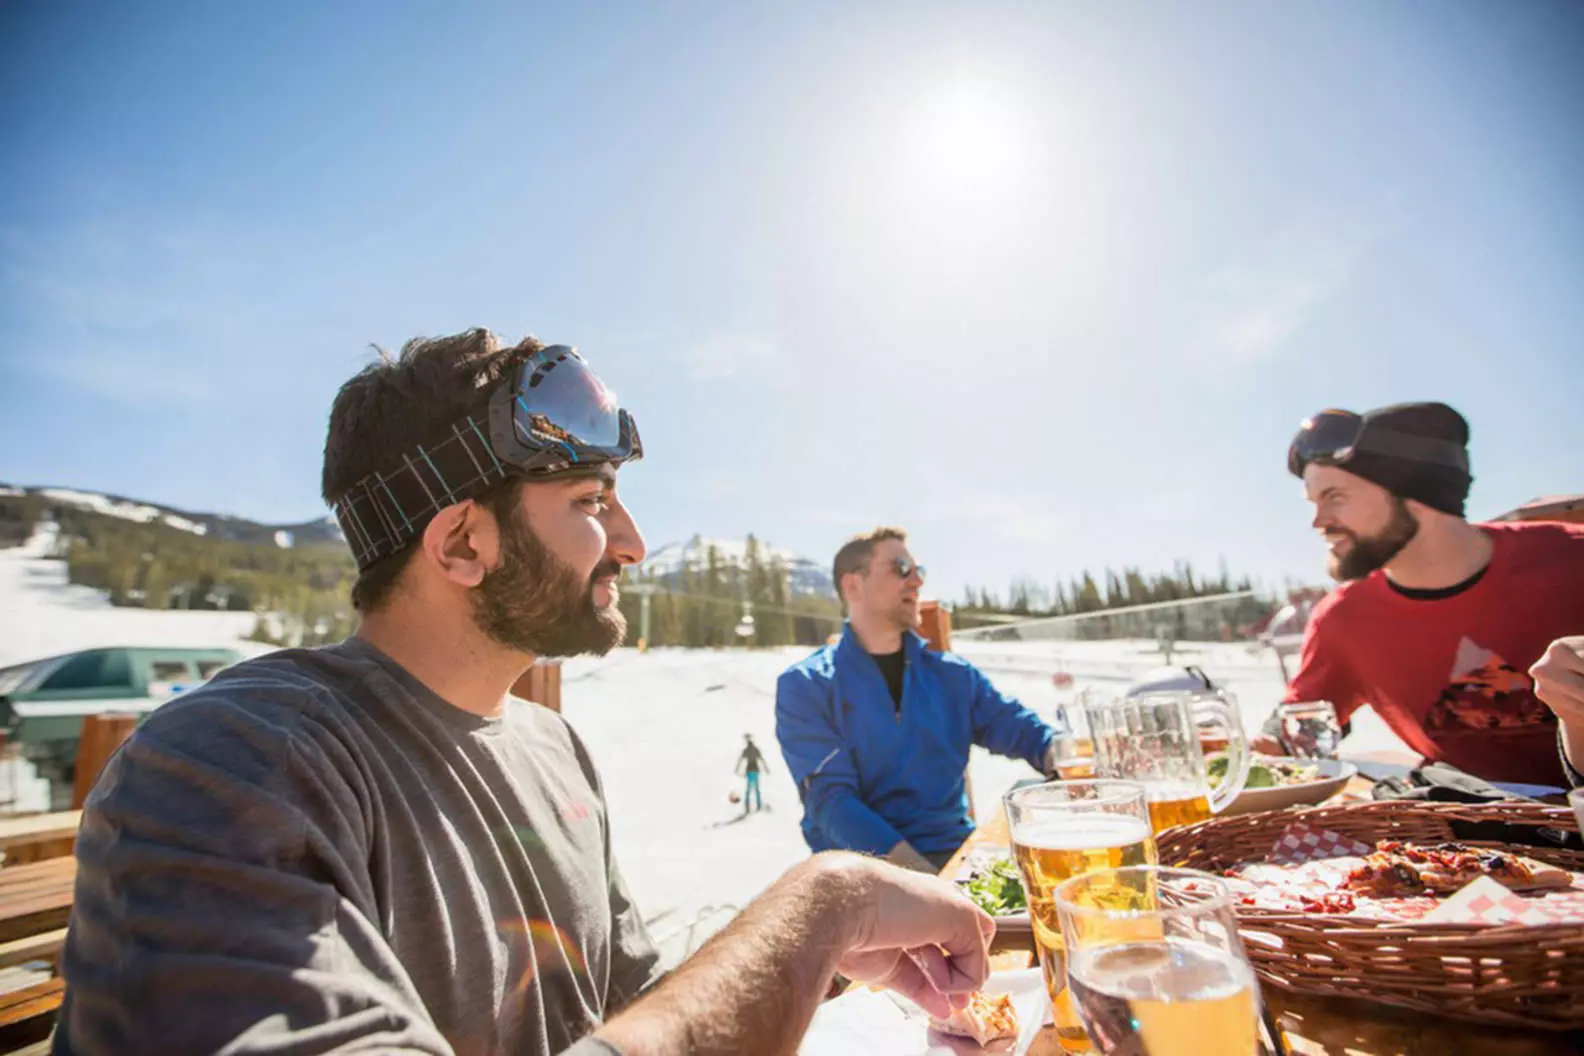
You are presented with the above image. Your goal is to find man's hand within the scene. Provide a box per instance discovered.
[1532,637,1584,778]
[827,855,995,1020]
[592,852,994,1055]
[1532,637,1584,724]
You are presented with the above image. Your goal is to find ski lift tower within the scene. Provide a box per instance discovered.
[627,582,660,651]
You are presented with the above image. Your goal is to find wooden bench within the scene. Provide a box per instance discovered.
[0,858,76,948]
[0,812,80,870]
[0,857,75,1046]
[0,929,66,973]
[0,978,65,1049]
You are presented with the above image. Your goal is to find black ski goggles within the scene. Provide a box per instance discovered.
[1287,409,1467,478]
[332,346,642,571]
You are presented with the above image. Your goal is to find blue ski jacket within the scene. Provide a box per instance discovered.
[775,623,1062,856]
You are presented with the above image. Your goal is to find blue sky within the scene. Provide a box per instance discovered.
[2,1,1581,602]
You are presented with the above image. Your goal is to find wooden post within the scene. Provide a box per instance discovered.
[918,602,976,823]
[71,714,138,810]
[510,660,563,713]
[917,600,953,652]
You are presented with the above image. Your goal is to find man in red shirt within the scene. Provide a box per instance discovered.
[1270,402,1584,787]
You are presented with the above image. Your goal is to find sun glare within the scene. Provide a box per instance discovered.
[900,80,1037,202]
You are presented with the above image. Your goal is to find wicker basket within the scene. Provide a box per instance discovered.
[1153,800,1584,1030]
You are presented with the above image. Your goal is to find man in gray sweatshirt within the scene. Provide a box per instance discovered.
[56,330,992,1056]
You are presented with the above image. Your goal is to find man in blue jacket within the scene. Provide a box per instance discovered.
[776,527,1067,872]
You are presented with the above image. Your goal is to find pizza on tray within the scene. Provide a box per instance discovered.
[928,990,1019,1046]
[1224,839,1577,918]
[1342,839,1573,897]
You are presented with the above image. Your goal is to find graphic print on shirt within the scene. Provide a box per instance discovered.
[1422,637,1557,732]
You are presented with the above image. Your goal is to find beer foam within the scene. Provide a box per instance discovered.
[1143,781,1205,803]
[1014,813,1152,851]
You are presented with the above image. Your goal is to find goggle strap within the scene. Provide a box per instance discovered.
[332,413,510,571]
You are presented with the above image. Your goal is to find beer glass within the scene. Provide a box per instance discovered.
[1055,866,1267,1056]
[1004,780,1156,1054]
[1082,688,1251,833]
[1276,700,1341,759]
[1051,732,1097,779]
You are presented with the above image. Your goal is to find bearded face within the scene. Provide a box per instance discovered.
[1328,494,1421,582]
[472,505,627,658]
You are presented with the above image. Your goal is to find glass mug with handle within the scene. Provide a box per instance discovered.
[1054,866,1271,1056]
[1276,700,1342,759]
[1004,780,1157,1055]
[1082,687,1252,833]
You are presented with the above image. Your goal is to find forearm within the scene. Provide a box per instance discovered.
[885,839,939,873]
[593,855,858,1056]
[809,788,906,856]
[972,681,1060,766]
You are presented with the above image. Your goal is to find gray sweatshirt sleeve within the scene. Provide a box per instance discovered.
[54,684,452,1055]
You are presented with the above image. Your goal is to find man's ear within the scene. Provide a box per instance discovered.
[419,502,498,589]
[839,570,861,608]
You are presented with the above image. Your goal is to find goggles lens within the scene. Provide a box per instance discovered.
[1288,409,1363,476]
[512,348,625,451]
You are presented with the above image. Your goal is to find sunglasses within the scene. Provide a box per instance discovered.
[889,556,926,582]
[1287,409,1468,478]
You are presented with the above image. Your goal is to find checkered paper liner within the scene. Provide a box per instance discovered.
[1257,820,1584,925]
[1265,821,1373,864]
[1422,874,1584,926]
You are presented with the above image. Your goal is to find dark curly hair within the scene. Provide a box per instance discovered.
[322,328,542,612]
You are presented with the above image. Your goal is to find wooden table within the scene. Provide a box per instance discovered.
[949,792,1584,1055]
[0,857,74,1050]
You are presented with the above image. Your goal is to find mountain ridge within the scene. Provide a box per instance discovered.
[1,484,837,597]
[0,482,343,548]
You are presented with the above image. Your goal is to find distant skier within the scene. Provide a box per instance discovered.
[735,734,768,813]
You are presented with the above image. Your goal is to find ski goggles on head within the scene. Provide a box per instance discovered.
[332,345,642,572]
[1286,408,1467,478]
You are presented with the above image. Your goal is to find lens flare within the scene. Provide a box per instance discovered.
[499,917,589,995]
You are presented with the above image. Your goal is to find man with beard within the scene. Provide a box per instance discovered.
[776,528,1066,872]
[56,332,996,1055]
[1262,402,1584,787]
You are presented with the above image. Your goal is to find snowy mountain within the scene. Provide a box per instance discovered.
[0,483,343,548]
[641,535,835,597]
[3,484,835,599]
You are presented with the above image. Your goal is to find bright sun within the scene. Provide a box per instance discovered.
[900,79,1037,202]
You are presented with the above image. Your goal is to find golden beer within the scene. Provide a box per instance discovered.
[1068,939,1259,1056]
[1052,737,1096,780]
[1011,815,1157,1054]
[1055,756,1097,780]
[1144,783,1212,833]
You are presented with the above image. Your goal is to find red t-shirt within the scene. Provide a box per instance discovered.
[1285,521,1584,787]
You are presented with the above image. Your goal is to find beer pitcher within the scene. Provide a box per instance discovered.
[1081,687,1251,831]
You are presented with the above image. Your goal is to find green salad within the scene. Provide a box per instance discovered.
[1207,753,1320,789]
[959,857,1027,916]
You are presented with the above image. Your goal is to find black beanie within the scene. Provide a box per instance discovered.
[1342,401,1473,517]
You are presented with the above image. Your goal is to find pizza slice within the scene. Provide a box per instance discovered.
[1344,840,1575,897]
[928,990,1020,1046]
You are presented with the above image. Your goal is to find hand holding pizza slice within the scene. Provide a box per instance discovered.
[927,990,1020,1047]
